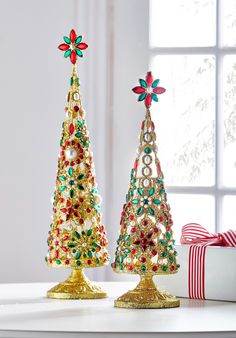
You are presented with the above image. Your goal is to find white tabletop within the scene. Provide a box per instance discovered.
[0,282,235,338]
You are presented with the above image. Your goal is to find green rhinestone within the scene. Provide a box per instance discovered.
[144,199,149,204]
[129,190,134,197]
[70,77,73,86]
[76,260,82,266]
[70,190,74,198]
[77,174,85,180]
[131,178,136,183]
[68,243,77,248]
[92,242,98,247]
[119,256,123,263]
[125,248,131,253]
[75,132,83,138]
[132,185,137,190]
[69,180,74,185]
[154,199,161,205]
[141,265,146,271]
[56,260,61,265]
[87,229,92,236]
[138,188,143,196]
[59,176,66,181]
[149,188,155,196]
[162,266,168,271]
[132,199,139,204]
[159,189,165,195]
[78,78,80,86]
[137,207,143,215]
[169,256,174,263]
[166,232,171,240]
[149,207,155,215]
[119,264,123,270]
[174,251,178,256]
[127,242,131,246]
[74,231,80,239]
[168,245,173,251]
[78,120,83,127]
[88,251,93,258]
[78,185,84,190]
[72,249,76,253]
[68,168,73,176]
[130,168,134,178]
[162,251,168,257]
[64,50,71,58]
[75,252,81,259]
[158,179,163,184]
[60,186,66,192]
[160,240,167,246]
[139,79,147,88]
[96,258,100,264]
[75,35,82,44]
[123,254,127,258]
[124,235,130,241]
[145,147,151,154]
[63,36,70,44]
[60,139,63,146]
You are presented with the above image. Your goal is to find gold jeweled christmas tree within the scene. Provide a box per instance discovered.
[46,29,109,299]
[112,72,180,308]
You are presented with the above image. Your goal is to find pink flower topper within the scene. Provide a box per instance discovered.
[58,29,88,65]
[132,72,166,108]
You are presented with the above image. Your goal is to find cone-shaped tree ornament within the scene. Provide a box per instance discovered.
[112,72,180,308]
[46,29,109,299]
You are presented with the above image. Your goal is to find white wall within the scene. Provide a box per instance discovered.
[0,0,149,283]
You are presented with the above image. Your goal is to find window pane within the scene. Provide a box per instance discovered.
[168,194,215,242]
[151,55,215,186]
[150,0,216,47]
[223,56,236,187]
[222,196,236,231]
[221,0,236,47]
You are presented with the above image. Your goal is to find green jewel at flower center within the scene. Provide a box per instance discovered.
[144,199,149,205]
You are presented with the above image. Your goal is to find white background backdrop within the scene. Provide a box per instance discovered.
[0,0,149,283]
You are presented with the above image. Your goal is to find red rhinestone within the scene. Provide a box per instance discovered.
[171,265,175,271]
[65,161,69,166]
[72,141,75,145]
[55,250,59,258]
[131,228,136,233]
[140,232,144,238]
[74,105,79,112]
[152,266,158,272]
[87,259,92,265]
[79,219,84,224]
[134,159,138,170]
[141,120,145,129]
[152,250,157,256]
[154,227,159,233]
[62,247,67,252]
[129,215,134,220]
[128,265,133,271]
[65,259,70,265]
[66,201,71,207]
[49,246,53,251]
[141,257,146,263]
[79,155,83,160]
[76,160,80,164]
[54,240,59,246]
[61,208,67,213]
[61,146,65,150]
[66,141,70,146]
[60,198,64,203]
[60,151,64,156]
[62,235,68,241]
[58,219,63,224]
[69,123,74,134]
[131,249,136,254]
[71,161,75,166]
[79,148,83,153]
[121,223,126,229]
[79,198,84,203]
[143,220,148,226]
[86,208,91,213]
[166,226,171,231]
[159,216,164,222]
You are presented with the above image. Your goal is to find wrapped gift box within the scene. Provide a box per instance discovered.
[156,244,236,301]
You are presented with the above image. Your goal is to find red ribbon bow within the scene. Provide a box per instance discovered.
[180,223,236,300]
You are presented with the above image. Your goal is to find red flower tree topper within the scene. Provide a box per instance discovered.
[132,72,166,108]
[58,29,88,64]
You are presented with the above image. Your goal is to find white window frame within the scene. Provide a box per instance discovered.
[149,0,236,233]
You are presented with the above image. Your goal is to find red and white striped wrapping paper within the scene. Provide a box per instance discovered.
[156,224,236,301]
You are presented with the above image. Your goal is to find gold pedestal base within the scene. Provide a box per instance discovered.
[47,269,107,299]
[114,275,180,309]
